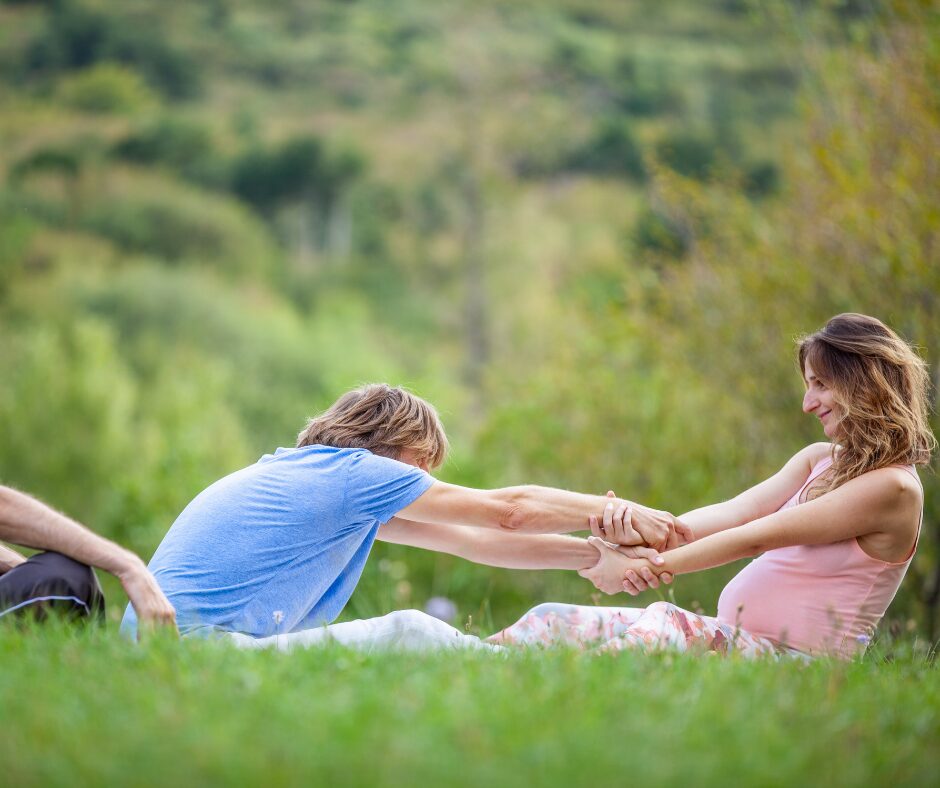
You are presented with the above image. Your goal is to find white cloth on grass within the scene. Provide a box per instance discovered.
[227,609,501,653]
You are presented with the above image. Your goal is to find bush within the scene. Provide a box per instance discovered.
[0,205,39,299]
[655,131,719,181]
[743,160,781,198]
[230,135,366,255]
[632,207,689,258]
[230,138,325,214]
[57,63,157,113]
[65,264,407,446]
[0,320,138,525]
[231,136,364,214]
[77,181,278,277]
[111,118,223,186]
[617,84,685,117]
[82,200,229,261]
[9,146,83,181]
[611,55,685,117]
[25,2,201,99]
[564,119,647,181]
[0,316,253,550]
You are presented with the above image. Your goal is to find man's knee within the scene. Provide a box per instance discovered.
[382,609,467,647]
[0,551,105,621]
[32,552,103,602]
[383,609,439,633]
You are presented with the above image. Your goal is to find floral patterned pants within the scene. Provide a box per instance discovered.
[488,601,801,659]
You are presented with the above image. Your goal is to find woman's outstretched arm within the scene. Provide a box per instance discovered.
[675,443,831,541]
[583,465,921,594]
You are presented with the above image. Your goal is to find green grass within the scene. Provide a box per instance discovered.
[1,623,937,786]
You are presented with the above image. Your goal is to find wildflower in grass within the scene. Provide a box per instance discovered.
[424,596,457,622]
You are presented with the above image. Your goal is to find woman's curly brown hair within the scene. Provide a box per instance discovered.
[798,313,936,499]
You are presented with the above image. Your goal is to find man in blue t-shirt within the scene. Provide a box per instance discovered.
[122,384,688,642]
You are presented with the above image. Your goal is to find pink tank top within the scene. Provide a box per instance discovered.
[716,456,921,658]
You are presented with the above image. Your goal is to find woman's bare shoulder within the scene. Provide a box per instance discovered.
[860,465,923,498]
[794,442,833,468]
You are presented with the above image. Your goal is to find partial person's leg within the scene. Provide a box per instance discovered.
[598,601,781,657]
[0,552,105,622]
[229,610,501,653]
[487,603,646,648]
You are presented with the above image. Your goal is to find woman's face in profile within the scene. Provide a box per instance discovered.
[802,360,842,440]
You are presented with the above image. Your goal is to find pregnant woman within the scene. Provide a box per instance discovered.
[491,313,935,659]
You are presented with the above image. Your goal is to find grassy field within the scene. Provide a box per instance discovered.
[1,624,937,787]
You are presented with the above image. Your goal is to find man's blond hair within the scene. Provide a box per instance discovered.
[296,384,448,469]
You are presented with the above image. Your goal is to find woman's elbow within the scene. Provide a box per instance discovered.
[745,544,765,560]
[721,529,766,560]
[739,536,770,558]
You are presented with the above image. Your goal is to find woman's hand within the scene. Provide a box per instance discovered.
[614,544,674,593]
[664,514,695,549]
[579,530,666,595]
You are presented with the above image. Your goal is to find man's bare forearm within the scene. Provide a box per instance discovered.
[491,485,622,534]
[379,517,600,571]
[489,485,675,549]
[0,486,143,578]
[398,481,673,548]
[462,529,600,570]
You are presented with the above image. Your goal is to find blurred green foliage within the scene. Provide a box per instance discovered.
[0,0,936,641]
[22,1,201,98]
[56,62,158,114]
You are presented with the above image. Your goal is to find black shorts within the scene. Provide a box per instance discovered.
[0,551,105,623]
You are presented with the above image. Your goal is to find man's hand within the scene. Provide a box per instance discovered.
[578,528,664,595]
[0,543,27,575]
[589,498,643,546]
[118,560,177,636]
[596,490,692,551]
[664,514,695,550]
[629,505,682,552]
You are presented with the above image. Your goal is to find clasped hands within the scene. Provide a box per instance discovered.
[578,494,692,596]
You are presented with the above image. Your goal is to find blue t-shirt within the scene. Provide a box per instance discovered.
[121,446,433,638]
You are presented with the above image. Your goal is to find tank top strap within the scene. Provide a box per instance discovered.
[795,454,833,503]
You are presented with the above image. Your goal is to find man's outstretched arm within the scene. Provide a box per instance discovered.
[377,518,669,594]
[378,516,600,570]
[396,481,687,551]
[0,485,176,630]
